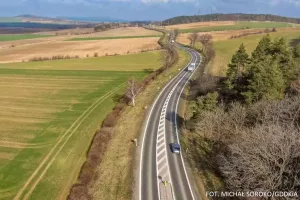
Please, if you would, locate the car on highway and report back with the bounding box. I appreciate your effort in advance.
[170,143,181,154]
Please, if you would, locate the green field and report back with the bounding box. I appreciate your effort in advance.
[180,21,293,33]
[0,18,21,22]
[0,51,162,71]
[0,34,53,42]
[0,51,161,200]
[67,35,161,41]
[207,29,300,76]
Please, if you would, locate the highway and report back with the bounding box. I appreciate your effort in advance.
[139,45,201,200]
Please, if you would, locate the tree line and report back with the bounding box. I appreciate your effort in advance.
[162,13,300,25]
[185,35,300,199]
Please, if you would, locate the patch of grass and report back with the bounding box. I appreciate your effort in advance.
[0,34,53,41]
[90,49,191,200]
[67,35,161,41]
[180,21,293,33]
[207,29,300,76]
[0,51,162,71]
[0,52,161,200]
[0,18,21,22]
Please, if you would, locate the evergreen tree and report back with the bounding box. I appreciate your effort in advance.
[189,92,219,119]
[242,56,285,104]
[224,43,249,93]
[251,34,272,61]
[293,45,300,59]
[271,37,299,85]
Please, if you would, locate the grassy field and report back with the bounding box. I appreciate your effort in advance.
[0,51,161,200]
[178,21,293,33]
[67,35,161,41]
[207,29,300,76]
[0,34,53,42]
[0,37,160,63]
[0,18,21,22]
[90,48,191,200]
[0,51,162,71]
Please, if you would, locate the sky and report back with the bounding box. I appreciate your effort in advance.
[0,0,299,21]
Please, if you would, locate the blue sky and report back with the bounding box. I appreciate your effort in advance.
[0,0,300,21]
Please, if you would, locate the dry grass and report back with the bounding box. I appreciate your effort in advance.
[206,28,300,76]
[177,27,300,45]
[90,49,191,200]
[41,27,161,37]
[163,21,236,30]
[0,37,160,63]
[0,27,161,63]
[177,28,263,44]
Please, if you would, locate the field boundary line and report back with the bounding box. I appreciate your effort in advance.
[0,141,53,149]
[22,83,125,200]
[13,83,125,200]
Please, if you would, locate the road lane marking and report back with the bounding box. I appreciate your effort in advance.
[172,49,202,200]
[139,45,193,200]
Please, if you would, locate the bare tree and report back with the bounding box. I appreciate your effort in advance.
[161,44,176,68]
[173,28,180,41]
[198,34,213,51]
[193,97,300,196]
[205,43,216,63]
[218,123,300,194]
[126,77,141,106]
[188,32,199,47]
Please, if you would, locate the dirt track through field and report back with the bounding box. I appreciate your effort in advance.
[0,141,54,149]
[14,83,125,200]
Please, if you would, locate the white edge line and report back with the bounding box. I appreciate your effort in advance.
[174,49,202,200]
[138,46,193,200]
[156,71,188,200]
[156,47,195,200]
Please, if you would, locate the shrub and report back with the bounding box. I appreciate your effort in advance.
[67,184,91,200]
[102,112,119,127]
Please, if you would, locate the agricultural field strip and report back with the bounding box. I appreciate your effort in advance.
[0,76,113,82]
[0,34,54,42]
[13,82,125,200]
[67,35,161,41]
[0,84,101,89]
[0,75,120,147]
[0,141,53,149]
[178,22,293,33]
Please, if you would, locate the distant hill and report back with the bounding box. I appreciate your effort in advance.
[162,13,300,25]
[14,14,87,25]
[61,16,128,23]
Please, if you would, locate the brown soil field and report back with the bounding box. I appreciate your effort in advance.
[0,27,161,63]
[0,37,160,63]
[163,21,236,30]
[177,27,300,44]
[40,27,161,37]
[37,28,95,35]
[0,27,160,49]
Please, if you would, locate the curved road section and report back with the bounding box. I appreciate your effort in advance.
[139,45,201,200]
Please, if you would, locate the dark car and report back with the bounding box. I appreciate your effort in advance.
[170,143,181,154]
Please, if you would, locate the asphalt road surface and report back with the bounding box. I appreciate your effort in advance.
[139,45,201,200]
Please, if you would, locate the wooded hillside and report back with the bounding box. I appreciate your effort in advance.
[162,13,300,25]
